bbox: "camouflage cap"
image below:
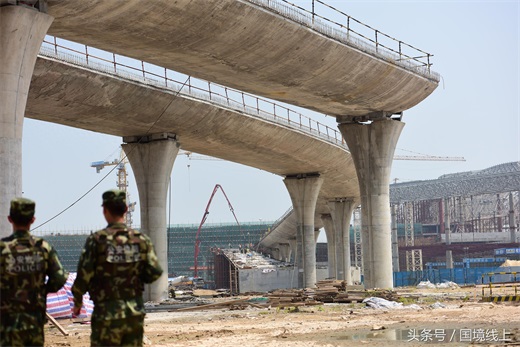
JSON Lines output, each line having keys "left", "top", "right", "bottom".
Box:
{"left": 10, "top": 197, "right": 36, "bottom": 217}
{"left": 102, "top": 189, "right": 126, "bottom": 205}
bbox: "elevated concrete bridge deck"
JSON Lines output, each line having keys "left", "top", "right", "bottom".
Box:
{"left": 28, "top": 45, "right": 359, "bottom": 224}
{"left": 46, "top": 0, "right": 439, "bottom": 116}
{"left": 1, "top": 1, "right": 440, "bottom": 293}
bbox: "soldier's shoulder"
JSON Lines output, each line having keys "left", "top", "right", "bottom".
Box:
{"left": 135, "top": 230, "right": 152, "bottom": 242}
{"left": 33, "top": 236, "right": 55, "bottom": 251}
{"left": 0, "top": 234, "right": 14, "bottom": 243}
{"left": 91, "top": 229, "right": 110, "bottom": 238}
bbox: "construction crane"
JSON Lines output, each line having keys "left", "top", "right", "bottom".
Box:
{"left": 193, "top": 184, "right": 241, "bottom": 278}
{"left": 91, "top": 148, "right": 137, "bottom": 227}
{"left": 393, "top": 155, "right": 466, "bottom": 161}
{"left": 178, "top": 150, "right": 466, "bottom": 162}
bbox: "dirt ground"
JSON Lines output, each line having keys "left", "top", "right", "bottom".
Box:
{"left": 44, "top": 287, "right": 519, "bottom": 347}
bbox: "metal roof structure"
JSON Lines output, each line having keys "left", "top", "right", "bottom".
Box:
{"left": 390, "top": 162, "right": 520, "bottom": 203}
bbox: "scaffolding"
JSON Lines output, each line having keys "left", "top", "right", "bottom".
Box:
{"left": 167, "top": 222, "right": 272, "bottom": 281}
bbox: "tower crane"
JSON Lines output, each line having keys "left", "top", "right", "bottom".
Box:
{"left": 91, "top": 148, "right": 137, "bottom": 227}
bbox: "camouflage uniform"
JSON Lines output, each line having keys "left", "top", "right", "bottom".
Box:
{"left": 72, "top": 190, "right": 163, "bottom": 347}
{"left": 0, "top": 198, "right": 68, "bottom": 347}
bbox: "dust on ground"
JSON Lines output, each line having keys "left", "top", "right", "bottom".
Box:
{"left": 45, "top": 286, "right": 519, "bottom": 347}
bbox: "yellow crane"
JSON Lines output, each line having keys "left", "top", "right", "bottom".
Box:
{"left": 91, "top": 149, "right": 137, "bottom": 227}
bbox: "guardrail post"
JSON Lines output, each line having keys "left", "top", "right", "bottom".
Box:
{"left": 312, "top": 0, "right": 315, "bottom": 24}
{"left": 113, "top": 53, "right": 117, "bottom": 73}
{"left": 346, "top": 16, "right": 350, "bottom": 39}
{"left": 85, "top": 45, "right": 89, "bottom": 65}
{"left": 53, "top": 36, "right": 57, "bottom": 55}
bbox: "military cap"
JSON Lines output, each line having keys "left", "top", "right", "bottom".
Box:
{"left": 102, "top": 189, "right": 127, "bottom": 205}
{"left": 10, "top": 197, "right": 36, "bottom": 217}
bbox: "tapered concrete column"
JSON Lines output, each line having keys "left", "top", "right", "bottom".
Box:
{"left": 284, "top": 174, "right": 323, "bottom": 288}
{"left": 0, "top": 6, "right": 53, "bottom": 236}
{"left": 328, "top": 199, "right": 356, "bottom": 285}
{"left": 122, "top": 133, "right": 179, "bottom": 302}
{"left": 338, "top": 116, "right": 404, "bottom": 289}
{"left": 320, "top": 214, "right": 336, "bottom": 279}
{"left": 328, "top": 206, "right": 344, "bottom": 280}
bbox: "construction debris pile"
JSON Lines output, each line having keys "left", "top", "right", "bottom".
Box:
{"left": 159, "top": 280, "right": 401, "bottom": 312}
{"left": 223, "top": 249, "right": 293, "bottom": 270}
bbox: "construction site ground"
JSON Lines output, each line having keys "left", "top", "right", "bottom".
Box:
{"left": 44, "top": 286, "right": 519, "bottom": 347}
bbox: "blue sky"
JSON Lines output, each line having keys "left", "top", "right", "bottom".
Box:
{"left": 22, "top": 1, "right": 519, "bottom": 235}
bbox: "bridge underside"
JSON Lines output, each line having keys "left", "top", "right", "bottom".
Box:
{"left": 46, "top": 0, "right": 438, "bottom": 117}
{"left": 27, "top": 56, "right": 359, "bottom": 219}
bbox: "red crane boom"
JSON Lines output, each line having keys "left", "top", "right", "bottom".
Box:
{"left": 193, "top": 184, "right": 240, "bottom": 278}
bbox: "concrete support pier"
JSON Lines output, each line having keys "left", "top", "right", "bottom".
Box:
{"left": 0, "top": 5, "right": 53, "bottom": 236}
{"left": 122, "top": 133, "right": 179, "bottom": 302}
{"left": 338, "top": 115, "right": 404, "bottom": 289}
{"left": 328, "top": 199, "right": 357, "bottom": 285}
{"left": 284, "top": 174, "right": 323, "bottom": 288}
{"left": 320, "top": 214, "right": 336, "bottom": 279}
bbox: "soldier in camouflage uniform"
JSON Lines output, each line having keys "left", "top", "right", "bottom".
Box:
{"left": 72, "top": 189, "right": 163, "bottom": 347}
{"left": 0, "top": 198, "right": 68, "bottom": 347}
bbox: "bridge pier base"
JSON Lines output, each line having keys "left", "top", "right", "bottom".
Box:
{"left": 283, "top": 174, "right": 323, "bottom": 288}
{"left": 122, "top": 133, "right": 179, "bottom": 302}
{"left": 320, "top": 214, "right": 336, "bottom": 279}
{"left": 328, "top": 199, "right": 357, "bottom": 285}
{"left": 0, "top": 5, "right": 52, "bottom": 236}
{"left": 338, "top": 116, "right": 404, "bottom": 289}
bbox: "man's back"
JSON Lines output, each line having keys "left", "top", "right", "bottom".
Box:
{"left": 0, "top": 230, "right": 68, "bottom": 345}
{"left": 72, "top": 223, "right": 162, "bottom": 319}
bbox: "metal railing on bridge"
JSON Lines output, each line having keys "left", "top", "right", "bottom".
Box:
{"left": 40, "top": 36, "right": 348, "bottom": 150}
{"left": 248, "top": 0, "right": 439, "bottom": 81}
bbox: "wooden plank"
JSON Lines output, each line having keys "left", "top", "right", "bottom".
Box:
{"left": 46, "top": 312, "right": 69, "bottom": 336}
{"left": 175, "top": 298, "right": 249, "bottom": 312}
